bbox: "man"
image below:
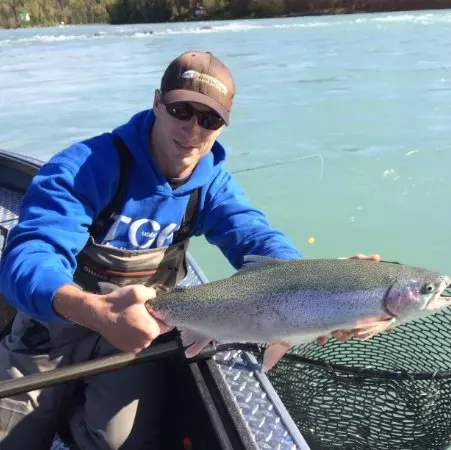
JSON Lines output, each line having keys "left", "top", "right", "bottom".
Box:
{"left": 0, "top": 50, "right": 379, "bottom": 449}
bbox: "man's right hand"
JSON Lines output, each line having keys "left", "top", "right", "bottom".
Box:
{"left": 53, "top": 284, "right": 174, "bottom": 353}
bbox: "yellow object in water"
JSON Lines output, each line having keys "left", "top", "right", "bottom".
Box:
{"left": 307, "top": 236, "right": 316, "bottom": 245}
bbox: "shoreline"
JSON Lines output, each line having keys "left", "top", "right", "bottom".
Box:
{"left": 1, "top": 5, "right": 450, "bottom": 31}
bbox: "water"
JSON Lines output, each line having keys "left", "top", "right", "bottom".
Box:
{"left": 1, "top": 10, "right": 451, "bottom": 282}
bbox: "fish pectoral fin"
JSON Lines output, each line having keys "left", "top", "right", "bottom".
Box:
{"left": 262, "top": 342, "right": 291, "bottom": 372}
{"left": 180, "top": 329, "right": 213, "bottom": 358}
{"left": 354, "top": 318, "right": 397, "bottom": 341}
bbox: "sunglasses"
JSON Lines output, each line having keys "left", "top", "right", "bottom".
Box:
{"left": 165, "top": 102, "right": 225, "bottom": 131}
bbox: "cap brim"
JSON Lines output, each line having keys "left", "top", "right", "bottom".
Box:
{"left": 161, "top": 90, "right": 230, "bottom": 125}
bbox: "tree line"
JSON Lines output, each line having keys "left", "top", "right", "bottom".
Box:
{"left": 1, "top": 0, "right": 451, "bottom": 29}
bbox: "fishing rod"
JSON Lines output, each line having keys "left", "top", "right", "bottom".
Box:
{"left": 0, "top": 339, "right": 263, "bottom": 399}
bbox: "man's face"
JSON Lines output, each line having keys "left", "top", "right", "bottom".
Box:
{"left": 152, "top": 90, "right": 226, "bottom": 179}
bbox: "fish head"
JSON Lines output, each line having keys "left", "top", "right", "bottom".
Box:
{"left": 384, "top": 268, "right": 451, "bottom": 322}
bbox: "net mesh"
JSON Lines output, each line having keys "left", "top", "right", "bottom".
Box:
{"left": 264, "top": 307, "right": 451, "bottom": 450}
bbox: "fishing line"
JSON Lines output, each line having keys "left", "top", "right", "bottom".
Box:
{"left": 231, "top": 154, "right": 324, "bottom": 180}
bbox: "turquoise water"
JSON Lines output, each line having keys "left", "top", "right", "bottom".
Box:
{"left": 1, "top": 10, "right": 450, "bottom": 281}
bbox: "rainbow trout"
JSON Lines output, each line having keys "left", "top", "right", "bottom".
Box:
{"left": 145, "top": 256, "right": 451, "bottom": 371}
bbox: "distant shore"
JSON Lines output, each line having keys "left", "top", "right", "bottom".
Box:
{"left": 1, "top": 1, "right": 451, "bottom": 30}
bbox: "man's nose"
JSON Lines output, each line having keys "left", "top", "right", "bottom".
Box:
{"left": 181, "top": 115, "right": 200, "bottom": 134}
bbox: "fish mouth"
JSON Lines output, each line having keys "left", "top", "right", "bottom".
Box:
{"left": 425, "top": 277, "right": 451, "bottom": 311}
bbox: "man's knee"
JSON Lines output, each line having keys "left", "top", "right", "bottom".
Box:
{"left": 70, "top": 408, "right": 151, "bottom": 450}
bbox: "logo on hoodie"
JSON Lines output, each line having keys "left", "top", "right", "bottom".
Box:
{"left": 102, "top": 214, "right": 178, "bottom": 249}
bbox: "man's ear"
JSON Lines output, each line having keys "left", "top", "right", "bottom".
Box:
{"left": 153, "top": 89, "right": 162, "bottom": 113}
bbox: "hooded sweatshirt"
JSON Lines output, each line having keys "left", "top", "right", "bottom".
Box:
{"left": 0, "top": 109, "right": 303, "bottom": 323}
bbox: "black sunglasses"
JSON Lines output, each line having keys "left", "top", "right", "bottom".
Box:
{"left": 165, "top": 102, "right": 225, "bottom": 131}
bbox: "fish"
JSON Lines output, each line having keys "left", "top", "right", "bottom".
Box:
{"left": 144, "top": 256, "right": 451, "bottom": 371}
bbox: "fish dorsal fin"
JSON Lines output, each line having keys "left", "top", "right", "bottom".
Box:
{"left": 236, "top": 255, "right": 292, "bottom": 274}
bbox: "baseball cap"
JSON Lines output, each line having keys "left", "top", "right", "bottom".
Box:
{"left": 160, "top": 51, "right": 235, "bottom": 125}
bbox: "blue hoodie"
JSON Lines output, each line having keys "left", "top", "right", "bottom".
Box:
{"left": 0, "top": 109, "right": 303, "bottom": 323}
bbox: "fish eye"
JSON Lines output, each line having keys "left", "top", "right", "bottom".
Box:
{"left": 421, "top": 283, "right": 436, "bottom": 294}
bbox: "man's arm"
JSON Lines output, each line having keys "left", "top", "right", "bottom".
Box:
{"left": 0, "top": 140, "right": 172, "bottom": 352}
{"left": 199, "top": 172, "right": 385, "bottom": 344}
{"left": 199, "top": 171, "right": 303, "bottom": 269}
{"left": 0, "top": 139, "right": 118, "bottom": 322}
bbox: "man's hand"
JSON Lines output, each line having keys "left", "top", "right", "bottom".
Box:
{"left": 94, "top": 285, "right": 174, "bottom": 353}
{"left": 347, "top": 254, "right": 381, "bottom": 263}
{"left": 54, "top": 284, "right": 174, "bottom": 353}
{"left": 316, "top": 253, "right": 381, "bottom": 345}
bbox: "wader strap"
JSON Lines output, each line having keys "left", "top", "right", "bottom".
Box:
{"left": 173, "top": 187, "right": 200, "bottom": 243}
{"left": 89, "top": 135, "right": 132, "bottom": 238}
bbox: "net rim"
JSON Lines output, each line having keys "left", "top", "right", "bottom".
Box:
{"left": 215, "top": 343, "right": 451, "bottom": 380}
